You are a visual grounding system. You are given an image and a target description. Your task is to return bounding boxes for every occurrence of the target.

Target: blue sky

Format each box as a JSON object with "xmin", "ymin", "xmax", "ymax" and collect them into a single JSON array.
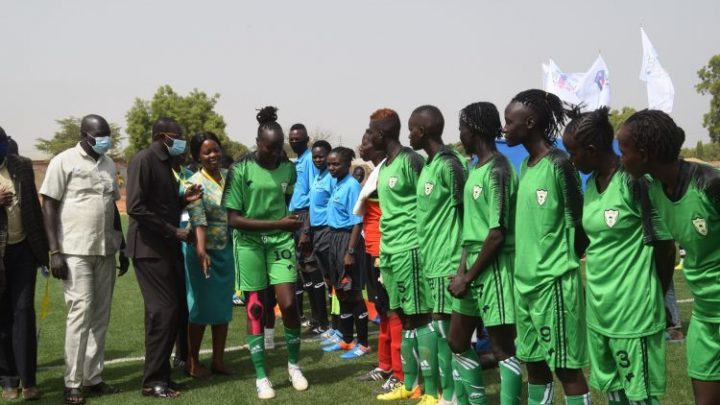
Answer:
[{"xmin": 1, "ymin": 0, "xmax": 718, "ymax": 157}]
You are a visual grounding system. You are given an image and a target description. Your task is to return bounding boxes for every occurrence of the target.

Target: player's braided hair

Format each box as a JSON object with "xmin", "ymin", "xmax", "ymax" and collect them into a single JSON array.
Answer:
[
  {"xmin": 330, "ymin": 146, "xmax": 356, "ymax": 165},
  {"xmin": 622, "ymin": 109, "xmax": 685, "ymax": 164},
  {"xmin": 256, "ymin": 106, "xmax": 282, "ymax": 137},
  {"xmin": 511, "ymin": 89, "xmax": 567, "ymax": 144},
  {"xmin": 564, "ymin": 106, "xmax": 614, "ymax": 152},
  {"xmin": 459, "ymin": 102, "xmax": 502, "ymax": 140}
]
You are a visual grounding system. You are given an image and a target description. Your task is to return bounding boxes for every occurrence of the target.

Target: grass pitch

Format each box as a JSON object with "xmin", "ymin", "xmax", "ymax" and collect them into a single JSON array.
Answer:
[{"xmin": 28, "ymin": 217, "xmax": 696, "ymax": 404}]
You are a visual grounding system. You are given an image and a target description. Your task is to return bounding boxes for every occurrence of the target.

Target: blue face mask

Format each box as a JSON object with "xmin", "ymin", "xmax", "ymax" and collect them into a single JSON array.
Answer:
[
  {"xmin": 166, "ymin": 136, "xmax": 187, "ymax": 156},
  {"xmin": 88, "ymin": 135, "xmax": 112, "ymax": 155}
]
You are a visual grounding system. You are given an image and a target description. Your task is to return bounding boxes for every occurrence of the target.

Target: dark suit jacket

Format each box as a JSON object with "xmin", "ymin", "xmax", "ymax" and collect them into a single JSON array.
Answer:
[
  {"xmin": 0, "ymin": 155, "xmax": 49, "ymax": 292},
  {"xmin": 125, "ymin": 142, "xmax": 182, "ymax": 259}
]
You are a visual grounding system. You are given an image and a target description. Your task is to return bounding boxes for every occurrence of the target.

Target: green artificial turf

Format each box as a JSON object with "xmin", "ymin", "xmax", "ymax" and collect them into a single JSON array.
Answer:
[{"xmin": 25, "ymin": 216, "xmax": 696, "ymax": 404}]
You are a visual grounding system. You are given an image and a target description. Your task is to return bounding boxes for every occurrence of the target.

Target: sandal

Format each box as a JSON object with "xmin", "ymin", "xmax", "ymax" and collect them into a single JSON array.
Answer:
[
  {"xmin": 22, "ymin": 386, "xmax": 41, "ymax": 401},
  {"xmin": 64, "ymin": 387, "xmax": 85, "ymax": 405},
  {"xmin": 2, "ymin": 387, "xmax": 19, "ymax": 400},
  {"xmin": 83, "ymin": 381, "xmax": 120, "ymax": 396},
  {"xmin": 211, "ymin": 364, "xmax": 235, "ymax": 375},
  {"xmin": 141, "ymin": 385, "xmax": 180, "ymax": 399},
  {"xmin": 185, "ymin": 365, "xmax": 211, "ymax": 379}
]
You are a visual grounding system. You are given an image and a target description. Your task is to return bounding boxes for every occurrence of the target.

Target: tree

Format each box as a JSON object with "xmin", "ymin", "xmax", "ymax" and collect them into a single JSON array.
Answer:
[
  {"xmin": 608, "ymin": 106, "xmax": 637, "ymax": 132},
  {"xmin": 696, "ymin": 54, "xmax": 720, "ymax": 142},
  {"xmin": 35, "ymin": 117, "xmax": 123, "ymax": 159},
  {"xmin": 453, "ymin": 141, "xmax": 466, "ymax": 156},
  {"xmin": 696, "ymin": 140, "xmax": 705, "ymax": 159},
  {"xmin": 125, "ymin": 85, "xmax": 248, "ymax": 161}
]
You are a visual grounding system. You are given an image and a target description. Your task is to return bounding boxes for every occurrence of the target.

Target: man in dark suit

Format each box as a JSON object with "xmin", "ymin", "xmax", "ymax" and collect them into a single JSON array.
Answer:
[
  {"xmin": 125, "ymin": 117, "xmax": 201, "ymax": 399},
  {"xmin": 0, "ymin": 126, "xmax": 48, "ymax": 401}
]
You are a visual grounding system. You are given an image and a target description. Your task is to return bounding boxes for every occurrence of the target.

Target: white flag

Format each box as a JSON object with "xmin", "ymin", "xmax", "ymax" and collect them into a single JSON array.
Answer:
[
  {"xmin": 543, "ymin": 59, "xmax": 585, "ymax": 106},
  {"xmin": 542, "ymin": 56, "xmax": 610, "ymax": 110},
  {"xmin": 640, "ymin": 28, "xmax": 675, "ymax": 113},
  {"xmin": 577, "ymin": 55, "xmax": 611, "ymax": 110}
]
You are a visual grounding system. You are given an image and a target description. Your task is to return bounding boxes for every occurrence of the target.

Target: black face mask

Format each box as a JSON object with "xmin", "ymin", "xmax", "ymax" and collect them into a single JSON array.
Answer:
[
  {"xmin": 290, "ymin": 141, "xmax": 307, "ymax": 155},
  {"xmin": 0, "ymin": 142, "xmax": 7, "ymax": 161}
]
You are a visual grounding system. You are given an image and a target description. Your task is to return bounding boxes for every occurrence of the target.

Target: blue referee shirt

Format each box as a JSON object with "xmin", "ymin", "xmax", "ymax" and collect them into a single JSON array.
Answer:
[
  {"xmin": 327, "ymin": 174, "xmax": 363, "ymax": 229},
  {"xmin": 288, "ymin": 149, "xmax": 318, "ymax": 212},
  {"xmin": 309, "ymin": 170, "xmax": 334, "ymax": 227}
]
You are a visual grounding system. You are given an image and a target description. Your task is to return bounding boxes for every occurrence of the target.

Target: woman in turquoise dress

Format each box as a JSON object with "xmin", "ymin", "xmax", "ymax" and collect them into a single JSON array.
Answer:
[{"xmin": 183, "ymin": 132, "xmax": 234, "ymax": 377}]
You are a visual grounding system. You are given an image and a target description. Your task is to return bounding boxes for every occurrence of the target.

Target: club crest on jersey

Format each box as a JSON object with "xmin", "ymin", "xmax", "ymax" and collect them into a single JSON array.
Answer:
[
  {"xmin": 472, "ymin": 185, "xmax": 483, "ymax": 200},
  {"xmin": 536, "ymin": 189, "xmax": 548, "ymax": 206},
  {"xmin": 280, "ymin": 182, "xmax": 288, "ymax": 193},
  {"xmin": 424, "ymin": 182, "xmax": 434, "ymax": 195},
  {"xmin": 388, "ymin": 176, "xmax": 398, "ymax": 188},
  {"xmin": 692, "ymin": 217, "xmax": 708, "ymax": 236},
  {"xmin": 604, "ymin": 209, "xmax": 619, "ymax": 228}
]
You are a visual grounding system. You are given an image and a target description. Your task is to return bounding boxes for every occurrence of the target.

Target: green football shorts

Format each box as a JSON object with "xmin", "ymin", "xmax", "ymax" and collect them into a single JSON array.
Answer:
[
  {"xmin": 588, "ymin": 328, "xmax": 666, "ymax": 401},
  {"xmin": 452, "ymin": 251, "xmax": 516, "ymax": 327},
  {"xmin": 686, "ymin": 315, "xmax": 720, "ymax": 381},
  {"xmin": 427, "ymin": 276, "xmax": 453, "ymax": 315},
  {"xmin": 515, "ymin": 269, "xmax": 589, "ymax": 370},
  {"xmin": 379, "ymin": 248, "xmax": 433, "ymax": 315},
  {"xmin": 233, "ymin": 231, "xmax": 297, "ymax": 292}
]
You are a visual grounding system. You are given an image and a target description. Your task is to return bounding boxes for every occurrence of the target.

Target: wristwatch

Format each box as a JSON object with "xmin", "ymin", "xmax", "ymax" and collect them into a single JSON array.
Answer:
[{"xmin": 347, "ymin": 247, "xmax": 356, "ymax": 255}]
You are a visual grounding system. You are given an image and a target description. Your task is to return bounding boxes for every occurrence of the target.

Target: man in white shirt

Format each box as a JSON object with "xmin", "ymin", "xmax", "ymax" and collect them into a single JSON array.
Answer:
[{"xmin": 40, "ymin": 115, "xmax": 128, "ymax": 405}]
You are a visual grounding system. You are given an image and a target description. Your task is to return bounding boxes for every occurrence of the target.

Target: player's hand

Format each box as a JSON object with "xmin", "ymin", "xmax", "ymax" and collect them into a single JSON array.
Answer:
[
  {"xmin": 343, "ymin": 252, "xmax": 355, "ymax": 270},
  {"xmin": 0, "ymin": 190, "xmax": 13, "ymax": 207},
  {"xmin": 184, "ymin": 184, "xmax": 203, "ymax": 203},
  {"xmin": 197, "ymin": 248, "xmax": 211, "ymax": 279},
  {"xmin": 50, "ymin": 253, "xmax": 68, "ymax": 280},
  {"xmin": 175, "ymin": 228, "xmax": 191, "ymax": 241},
  {"xmin": 117, "ymin": 251, "xmax": 130, "ymax": 277},
  {"xmin": 448, "ymin": 274, "xmax": 470, "ymax": 298},
  {"xmin": 299, "ymin": 232, "xmax": 312, "ymax": 254},
  {"xmin": 279, "ymin": 215, "xmax": 303, "ymax": 231}
]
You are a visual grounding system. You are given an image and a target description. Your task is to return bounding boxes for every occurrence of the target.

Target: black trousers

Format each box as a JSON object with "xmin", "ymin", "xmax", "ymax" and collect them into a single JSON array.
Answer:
[
  {"xmin": 174, "ymin": 259, "xmax": 188, "ymax": 362},
  {"xmin": 0, "ymin": 240, "xmax": 38, "ymax": 388},
  {"xmin": 133, "ymin": 257, "xmax": 184, "ymax": 387}
]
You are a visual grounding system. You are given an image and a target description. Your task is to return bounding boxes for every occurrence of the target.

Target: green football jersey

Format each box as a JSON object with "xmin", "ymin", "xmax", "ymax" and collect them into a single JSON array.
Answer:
[
  {"xmin": 377, "ymin": 147, "xmax": 425, "ymax": 254},
  {"xmin": 416, "ymin": 146, "xmax": 467, "ymax": 277},
  {"xmin": 583, "ymin": 167, "xmax": 670, "ymax": 337},
  {"xmin": 514, "ymin": 149, "xmax": 583, "ymax": 295},
  {"xmin": 222, "ymin": 152, "xmax": 296, "ymax": 235},
  {"xmin": 649, "ymin": 161, "xmax": 720, "ymax": 322},
  {"xmin": 462, "ymin": 153, "xmax": 517, "ymax": 254}
]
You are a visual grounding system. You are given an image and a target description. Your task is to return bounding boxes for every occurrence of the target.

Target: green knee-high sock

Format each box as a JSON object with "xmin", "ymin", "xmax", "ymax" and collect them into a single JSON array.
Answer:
[
  {"xmin": 401, "ymin": 329, "xmax": 419, "ymax": 390},
  {"xmin": 331, "ymin": 293, "xmax": 340, "ymax": 315},
  {"xmin": 452, "ymin": 350, "xmax": 487, "ymax": 405},
  {"xmin": 416, "ymin": 323, "xmax": 440, "ymax": 397},
  {"xmin": 607, "ymin": 390, "xmax": 629, "ymax": 405},
  {"xmin": 285, "ymin": 327, "xmax": 301, "ymax": 365},
  {"xmin": 433, "ymin": 320, "xmax": 454, "ymax": 400},
  {"xmin": 247, "ymin": 334, "xmax": 267, "ymax": 379},
  {"xmin": 565, "ymin": 393, "xmax": 590, "ymax": 404},
  {"xmin": 452, "ymin": 368, "xmax": 469, "ymax": 405},
  {"xmin": 528, "ymin": 383, "xmax": 554, "ymax": 405},
  {"xmin": 498, "ymin": 357, "xmax": 522, "ymax": 405}
]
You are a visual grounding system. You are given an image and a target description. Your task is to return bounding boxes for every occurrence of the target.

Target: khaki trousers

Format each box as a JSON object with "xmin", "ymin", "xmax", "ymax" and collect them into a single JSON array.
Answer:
[{"xmin": 63, "ymin": 254, "xmax": 116, "ymax": 388}]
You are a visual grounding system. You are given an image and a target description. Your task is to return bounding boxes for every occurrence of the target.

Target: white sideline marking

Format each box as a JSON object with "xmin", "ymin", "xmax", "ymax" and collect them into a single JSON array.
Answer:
[{"xmin": 38, "ymin": 331, "xmax": 379, "ymax": 372}]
